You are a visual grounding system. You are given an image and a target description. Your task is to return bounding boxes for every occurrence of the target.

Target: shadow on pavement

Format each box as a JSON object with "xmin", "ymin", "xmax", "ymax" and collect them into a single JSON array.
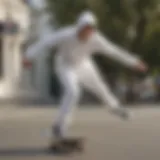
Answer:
[{"xmin": 0, "ymin": 147, "xmax": 72, "ymax": 156}]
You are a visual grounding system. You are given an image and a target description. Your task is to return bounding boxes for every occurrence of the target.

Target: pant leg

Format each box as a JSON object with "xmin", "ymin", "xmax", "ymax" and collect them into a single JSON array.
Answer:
[
  {"xmin": 78, "ymin": 59, "xmax": 120, "ymax": 108},
  {"xmin": 54, "ymin": 66, "xmax": 80, "ymax": 136}
]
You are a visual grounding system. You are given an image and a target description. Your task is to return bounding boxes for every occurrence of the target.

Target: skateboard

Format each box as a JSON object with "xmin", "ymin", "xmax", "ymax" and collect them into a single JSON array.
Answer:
[{"xmin": 49, "ymin": 137, "xmax": 85, "ymax": 153}]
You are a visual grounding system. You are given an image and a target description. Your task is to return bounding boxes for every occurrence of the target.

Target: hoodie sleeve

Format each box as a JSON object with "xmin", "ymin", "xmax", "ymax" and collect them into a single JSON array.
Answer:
[
  {"xmin": 25, "ymin": 30, "xmax": 65, "ymax": 60},
  {"xmin": 93, "ymin": 32, "xmax": 140, "ymax": 68}
]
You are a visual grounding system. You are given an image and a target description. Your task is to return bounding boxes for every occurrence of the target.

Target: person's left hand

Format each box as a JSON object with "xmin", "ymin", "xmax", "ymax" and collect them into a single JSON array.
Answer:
[{"xmin": 135, "ymin": 61, "xmax": 148, "ymax": 72}]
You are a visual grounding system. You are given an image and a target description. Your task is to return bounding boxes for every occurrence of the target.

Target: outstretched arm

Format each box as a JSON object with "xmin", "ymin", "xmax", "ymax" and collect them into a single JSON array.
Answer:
[
  {"xmin": 25, "ymin": 31, "xmax": 65, "ymax": 60},
  {"xmin": 93, "ymin": 32, "xmax": 147, "ymax": 71}
]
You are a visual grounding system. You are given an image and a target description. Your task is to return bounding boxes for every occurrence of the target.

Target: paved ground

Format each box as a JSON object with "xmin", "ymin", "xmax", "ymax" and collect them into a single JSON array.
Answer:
[{"xmin": 0, "ymin": 105, "xmax": 160, "ymax": 160}]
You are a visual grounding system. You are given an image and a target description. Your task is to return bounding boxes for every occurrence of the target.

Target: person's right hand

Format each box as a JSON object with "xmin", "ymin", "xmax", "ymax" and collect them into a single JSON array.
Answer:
[{"xmin": 22, "ymin": 58, "xmax": 32, "ymax": 69}]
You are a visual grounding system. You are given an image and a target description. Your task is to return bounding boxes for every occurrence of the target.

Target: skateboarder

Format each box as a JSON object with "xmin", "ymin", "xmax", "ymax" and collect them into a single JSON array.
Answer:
[{"xmin": 23, "ymin": 11, "xmax": 147, "ymax": 140}]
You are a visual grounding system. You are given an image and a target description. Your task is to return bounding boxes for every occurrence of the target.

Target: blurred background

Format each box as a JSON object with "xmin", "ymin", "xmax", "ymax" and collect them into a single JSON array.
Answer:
[
  {"xmin": 0, "ymin": 0, "xmax": 160, "ymax": 105},
  {"xmin": 1, "ymin": 2, "xmax": 160, "ymax": 159}
]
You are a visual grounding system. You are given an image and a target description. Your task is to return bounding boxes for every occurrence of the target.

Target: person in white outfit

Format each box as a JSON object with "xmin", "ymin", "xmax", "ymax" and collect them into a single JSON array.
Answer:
[{"xmin": 23, "ymin": 11, "xmax": 147, "ymax": 138}]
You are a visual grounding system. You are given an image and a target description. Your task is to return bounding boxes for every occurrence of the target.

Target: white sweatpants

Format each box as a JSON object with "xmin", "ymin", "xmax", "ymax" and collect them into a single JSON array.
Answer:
[{"xmin": 54, "ymin": 59, "xmax": 120, "ymax": 134}]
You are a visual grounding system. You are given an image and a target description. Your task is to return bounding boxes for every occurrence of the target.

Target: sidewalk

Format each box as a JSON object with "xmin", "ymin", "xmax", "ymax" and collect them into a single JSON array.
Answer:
[
  {"xmin": 0, "ymin": 79, "xmax": 55, "ymax": 106},
  {"xmin": 0, "ymin": 79, "xmax": 159, "ymax": 107}
]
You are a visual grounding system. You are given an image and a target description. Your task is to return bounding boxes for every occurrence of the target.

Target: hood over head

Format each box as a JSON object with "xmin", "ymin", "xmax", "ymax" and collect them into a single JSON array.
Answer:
[{"xmin": 77, "ymin": 11, "xmax": 97, "ymax": 30}]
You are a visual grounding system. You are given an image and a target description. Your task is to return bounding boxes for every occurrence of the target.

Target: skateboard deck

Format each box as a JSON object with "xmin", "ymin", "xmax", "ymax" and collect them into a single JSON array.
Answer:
[{"xmin": 49, "ymin": 137, "xmax": 85, "ymax": 153}]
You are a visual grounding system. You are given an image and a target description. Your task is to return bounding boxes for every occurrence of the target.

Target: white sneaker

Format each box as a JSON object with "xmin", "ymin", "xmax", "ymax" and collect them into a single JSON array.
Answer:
[{"xmin": 109, "ymin": 107, "xmax": 131, "ymax": 120}]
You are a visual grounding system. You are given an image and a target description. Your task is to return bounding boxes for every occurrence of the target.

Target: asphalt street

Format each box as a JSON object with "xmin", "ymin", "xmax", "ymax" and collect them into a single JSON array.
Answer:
[{"xmin": 0, "ymin": 105, "xmax": 160, "ymax": 160}]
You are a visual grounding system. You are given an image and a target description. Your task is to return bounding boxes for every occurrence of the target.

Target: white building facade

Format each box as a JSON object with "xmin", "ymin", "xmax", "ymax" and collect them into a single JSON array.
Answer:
[{"xmin": 0, "ymin": 0, "xmax": 30, "ymax": 97}]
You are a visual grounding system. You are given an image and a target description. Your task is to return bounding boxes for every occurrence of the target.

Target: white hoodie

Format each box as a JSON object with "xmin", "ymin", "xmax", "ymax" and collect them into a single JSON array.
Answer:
[{"xmin": 26, "ymin": 11, "xmax": 140, "ymax": 69}]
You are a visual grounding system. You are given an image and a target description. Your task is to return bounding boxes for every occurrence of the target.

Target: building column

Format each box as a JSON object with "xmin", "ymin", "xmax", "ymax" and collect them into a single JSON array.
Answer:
[
  {"xmin": 0, "ymin": 33, "xmax": 21, "ymax": 96},
  {"xmin": 3, "ymin": 35, "xmax": 12, "ymax": 82},
  {"xmin": 13, "ymin": 34, "xmax": 23, "ymax": 84}
]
